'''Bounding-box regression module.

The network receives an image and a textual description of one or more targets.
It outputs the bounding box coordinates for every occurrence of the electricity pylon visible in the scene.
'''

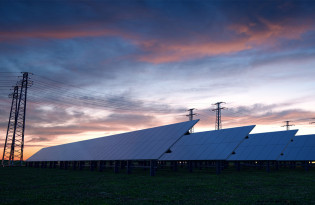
[282,121,294,131]
[212,102,226,130]
[186,108,196,133]
[2,72,31,166]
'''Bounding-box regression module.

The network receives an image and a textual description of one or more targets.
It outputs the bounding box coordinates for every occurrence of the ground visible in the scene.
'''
[0,166,314,204]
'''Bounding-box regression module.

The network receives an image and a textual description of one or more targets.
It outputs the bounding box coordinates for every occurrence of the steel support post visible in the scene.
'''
[275,161,279,170]
[266,161,270,172]
[98,161,103,172]
[150,160,156,176]
[143,161,147,170]
[194,161,198,169]
[188,161,193,173]
[127,160,132,174]
[120,161,125,170]
[79,161,84,170]
[304,161,309,171]
[173,161,178,172]
[235,161,241,171]
[199,161,202,170]
[114,160,119,173]
[72,161,77,170]
[90,161,94,171]
[216,161,221,175]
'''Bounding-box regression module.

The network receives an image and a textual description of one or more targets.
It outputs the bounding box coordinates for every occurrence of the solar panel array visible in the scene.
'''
[160,125,255,161]
[279,134,315,161]
[27,120,199,162]
[227,130,298,161]
[28,119,315,163]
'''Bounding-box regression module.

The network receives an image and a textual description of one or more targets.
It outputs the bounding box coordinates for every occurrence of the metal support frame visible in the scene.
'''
[266,161,270,172]
[304,161,310,171]
[216,161,221,174]
[199,161,203,170]
[90,161,95,171]
[150,160,156,176]
[275,161,279,170]
[235,161,241,171]
[114,160,119,173]
[127,160,132,174]
[188,161,193,173]
[173,161,178,172]
[72,161,77,170]
[79,161,84,170]
[98,161,103,172]
[64,161,68,170]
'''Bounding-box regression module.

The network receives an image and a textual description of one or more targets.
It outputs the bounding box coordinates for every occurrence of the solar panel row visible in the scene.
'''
[228,130,298,161]
[279,134,315,161]
[27,120,315,162]
[27,120,199,161]
[160,125,255,161]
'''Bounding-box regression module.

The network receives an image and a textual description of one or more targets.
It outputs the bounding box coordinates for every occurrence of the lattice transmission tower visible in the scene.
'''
[212,102,226,130]
[282,120,294,131]
[2,72,32,166]
[186,108,196,133]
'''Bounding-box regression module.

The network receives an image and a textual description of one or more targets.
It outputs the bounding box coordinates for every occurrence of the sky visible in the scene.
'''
[0,0,315,160]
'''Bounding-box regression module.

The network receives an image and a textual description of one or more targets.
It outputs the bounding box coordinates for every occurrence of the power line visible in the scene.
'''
[24,75,183,114]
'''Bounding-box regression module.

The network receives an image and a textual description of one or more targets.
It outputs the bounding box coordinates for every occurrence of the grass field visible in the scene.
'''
[0,166,314,204]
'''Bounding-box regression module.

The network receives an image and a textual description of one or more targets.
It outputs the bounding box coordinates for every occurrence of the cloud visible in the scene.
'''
[0,26,133,42]
[1,1,315,64]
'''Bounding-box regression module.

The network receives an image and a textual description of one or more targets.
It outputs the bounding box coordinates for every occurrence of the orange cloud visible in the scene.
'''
[1,17,313,64]
[136,18,314,64]
[230,18,313,45]
[0,24,134,41]
[136,39,252,63]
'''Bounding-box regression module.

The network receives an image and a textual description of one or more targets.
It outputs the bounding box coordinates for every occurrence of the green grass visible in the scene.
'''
[0,167,314,204]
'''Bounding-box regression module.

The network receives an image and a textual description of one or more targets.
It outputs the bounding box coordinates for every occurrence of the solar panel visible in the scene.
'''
[279,134,315,161]
[159,125,255,161]
[27,120,199,161]
[227,130,298,161]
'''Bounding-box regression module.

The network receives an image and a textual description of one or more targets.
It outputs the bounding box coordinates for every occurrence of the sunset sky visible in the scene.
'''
[1,0,315,159]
